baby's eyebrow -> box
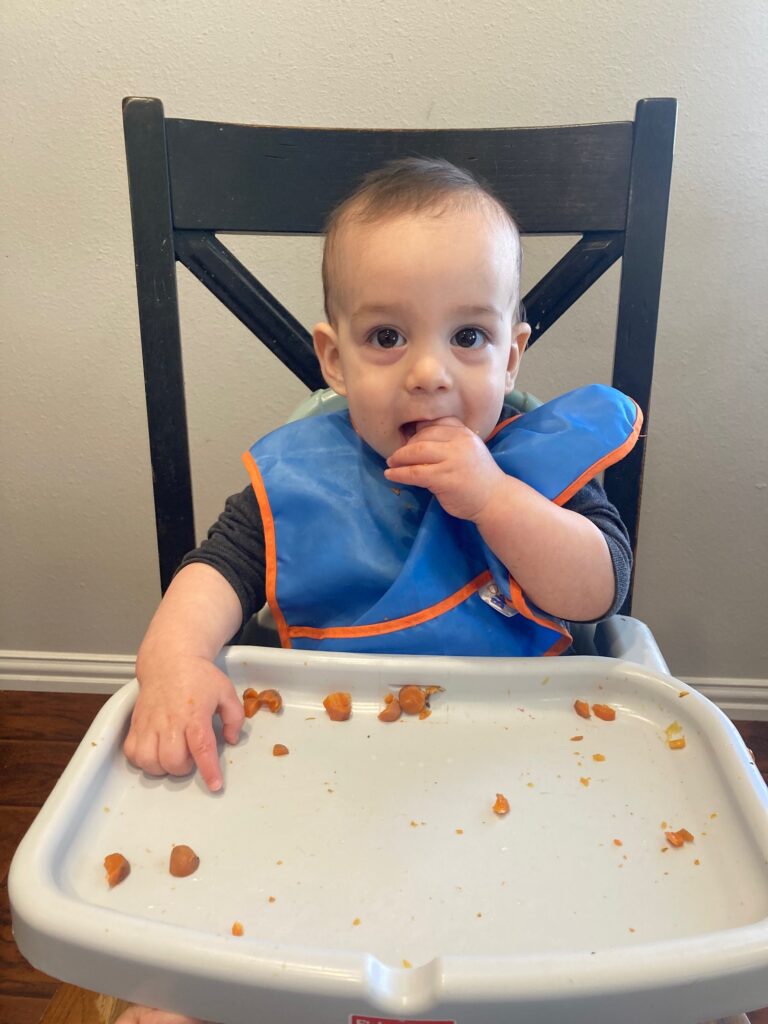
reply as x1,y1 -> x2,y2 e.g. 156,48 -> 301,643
350,302 -> 503,321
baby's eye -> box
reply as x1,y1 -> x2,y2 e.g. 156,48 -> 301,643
452,327 -> 488,349
368,327 -> 405,349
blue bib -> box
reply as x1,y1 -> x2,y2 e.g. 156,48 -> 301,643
243,384 -> 641,657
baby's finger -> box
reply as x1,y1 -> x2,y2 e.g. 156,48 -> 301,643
125,728 -> 164,776
387,440 -> 447,468
157,727 -> 195,776
218,685 -> 245,746
384,464 -> 435,488
185,718 -> 223,792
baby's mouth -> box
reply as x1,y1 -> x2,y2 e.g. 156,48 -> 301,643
399,420 -> 434,443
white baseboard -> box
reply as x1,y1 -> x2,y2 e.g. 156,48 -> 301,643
0,651 -> 135,694
681,677 -> 768,721
1,651 -> 767,720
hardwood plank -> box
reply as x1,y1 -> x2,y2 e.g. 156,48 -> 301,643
0,992 -> 52,1023
38,983 -> 131,1023
733,720 -> 768,784
0,692 -> 111,743
0,805 -> 38,885
0,911 -> 59,998
0,739 -> 81,807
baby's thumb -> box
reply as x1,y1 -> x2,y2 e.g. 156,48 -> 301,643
219,685 -> 245,745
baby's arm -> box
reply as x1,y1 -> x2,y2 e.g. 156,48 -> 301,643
123,563 -> 245,792
384,418 -> 615,622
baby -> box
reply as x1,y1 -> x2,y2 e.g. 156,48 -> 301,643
117,157 -> 637,1023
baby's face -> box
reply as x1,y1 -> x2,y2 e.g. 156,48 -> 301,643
313,206 -> 529,460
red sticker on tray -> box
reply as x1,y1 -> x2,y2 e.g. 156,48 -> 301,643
350,1017 -> 456,1024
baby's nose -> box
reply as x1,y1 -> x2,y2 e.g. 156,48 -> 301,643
405,348 -> 452,392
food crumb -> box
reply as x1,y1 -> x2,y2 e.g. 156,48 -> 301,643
272,743 -> 289,756
231,921 -> 244,937
419,708 -> 431,720
678,691 -> 690,697
668,737 -> 686,750
694,858 -> 701,865
276,859 -> 283,865
378,698 -> 402,722
710,812 -> 718,819
492,793 -> 510,816
592,703 -> 616,721
268,896 -> 276,903
353,917 -> 361,926
455,828 -> 464,835
592,753 -> 606,762
664,828 -> 694,847
570,735 -> 583,741
399,685 -> 427,715
574,699 -> 591,719
169,845 -> 199,877
613,839 -> 623,847
323,692 -> 352,721
104,853 -> 130,888
476,912 -> 482,918
402,959 -> 412,968
580,777 -> 591,787
629,927 -> 636,933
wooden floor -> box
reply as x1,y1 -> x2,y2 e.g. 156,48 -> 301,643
2,689 -> 767,1024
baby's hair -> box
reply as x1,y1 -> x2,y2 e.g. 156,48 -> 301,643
321,156 -> 524,324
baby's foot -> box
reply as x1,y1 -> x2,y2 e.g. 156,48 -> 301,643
113,1006 -> 206,1024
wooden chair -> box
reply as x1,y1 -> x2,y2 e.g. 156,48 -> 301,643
123,97 -> 676,615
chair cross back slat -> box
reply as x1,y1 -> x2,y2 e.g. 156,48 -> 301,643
123,97 -> 676,608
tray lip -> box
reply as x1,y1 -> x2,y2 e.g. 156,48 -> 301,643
9,648 -> 768,1010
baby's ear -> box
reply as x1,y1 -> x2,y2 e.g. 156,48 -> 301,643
505,322 -> 531,389
313,323 -> 347,396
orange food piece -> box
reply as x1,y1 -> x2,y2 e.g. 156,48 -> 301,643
592,753 -> 606,761
418,708 -> 431,720
492,793 -> 510,816
258,689 -> 283,713
570,735 -> 583,741
104,852 -> 130,888
592,703 -> 616,721
169,844 -> 200,877
424,685 -> 445,698
378,698 -> 402,722
399,685 -> 427,715
323,691 -> 352,721
272,743 -> 289,756
574,699 -> 591,719
664,828 -> 694,848
384,692 -> 394,705
242,687 -> 283,716
231,921 -> 244,936
668,737 -> 686,750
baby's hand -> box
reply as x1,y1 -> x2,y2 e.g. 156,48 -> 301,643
123,655 -> 244,792
114,1005 -> 206,1024
384,417 -> 504,521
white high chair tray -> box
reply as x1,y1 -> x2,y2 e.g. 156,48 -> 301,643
10,648 -> 768,1024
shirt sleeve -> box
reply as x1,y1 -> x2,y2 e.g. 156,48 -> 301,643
559,478 -> 632,623
177,485 -> 267,626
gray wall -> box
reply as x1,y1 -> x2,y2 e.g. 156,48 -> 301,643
1,0 -> 766,681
